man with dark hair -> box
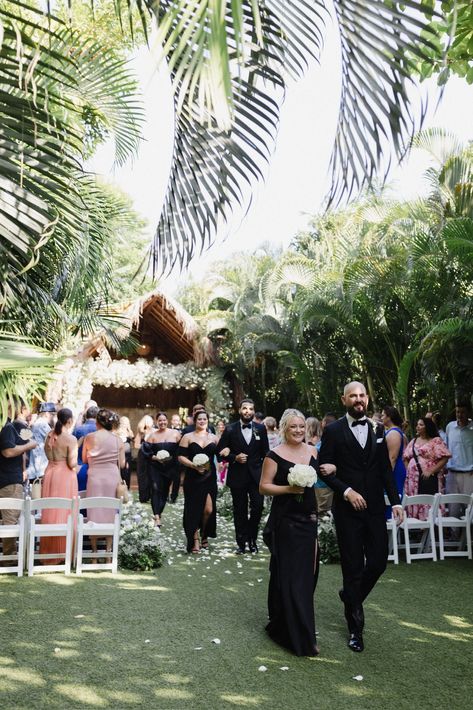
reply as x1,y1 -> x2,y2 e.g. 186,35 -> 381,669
253,412 -> 264,424
181,404 -> 215,435
218,398 -> 269,554
445,400 -> 473,518
0,403 -> 37,560
73,405 -> 99,491
319,382 -> 402,653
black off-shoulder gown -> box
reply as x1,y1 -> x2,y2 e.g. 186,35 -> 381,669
180,441 -> 218,552
263,451 -> 319,656
142,441 -> 179,516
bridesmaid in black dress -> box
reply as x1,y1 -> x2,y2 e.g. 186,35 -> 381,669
142,412 -> 181,526
178,410 -> 218,553
260,408 -> 335,657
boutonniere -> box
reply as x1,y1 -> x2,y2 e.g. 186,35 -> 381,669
254,430 -> 260,441
368,418 -> 379,436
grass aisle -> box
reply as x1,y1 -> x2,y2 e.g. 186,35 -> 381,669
1,497 -> 472,709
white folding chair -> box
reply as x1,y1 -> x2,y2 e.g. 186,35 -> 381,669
384,495 -> 399,564
0,498 -> 27,576
400,493 -> 440,563
435,493 -> 473,560
28,498 -> 75,575
75,497 -> 122,574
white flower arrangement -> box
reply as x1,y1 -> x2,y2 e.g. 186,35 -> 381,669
19,429 -> 33,441
119,500 -> 166,571
288,464 -> 317,501
155,449 -> 171,461
287,464 -> 318,489
60,355 -> 233,419
192,453 -> 210,468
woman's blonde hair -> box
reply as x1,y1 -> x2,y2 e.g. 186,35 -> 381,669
137,415 -> 154,435
306,417 -> 322,441
279,408 -> 305,443
263,416 -> 278,432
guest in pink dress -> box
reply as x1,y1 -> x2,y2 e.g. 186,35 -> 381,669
403,417 -> 451,520
83,409 -> 125,556
40,408 -> 78,564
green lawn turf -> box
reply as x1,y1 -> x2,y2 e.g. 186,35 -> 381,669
1,499 -> 472,710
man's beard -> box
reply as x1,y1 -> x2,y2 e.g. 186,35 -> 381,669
240,413 -> 254,423
346,405 -> 366,420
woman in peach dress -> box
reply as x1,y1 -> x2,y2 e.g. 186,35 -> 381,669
39,408 -> 78,564
83,409 -> 125,556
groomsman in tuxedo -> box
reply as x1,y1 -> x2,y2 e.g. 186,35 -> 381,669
218,399 -> 269,554
319,381 -> 403,652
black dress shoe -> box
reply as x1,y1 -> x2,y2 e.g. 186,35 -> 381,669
235,546 -> 246,555
348,633 -> 364,652
249,542 -> 259,554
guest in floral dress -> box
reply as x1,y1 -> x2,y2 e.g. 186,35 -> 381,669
403,417 -> 451,520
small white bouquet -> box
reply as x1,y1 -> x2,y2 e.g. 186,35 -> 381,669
19,428 -> 33,441
154,449 -> 171,462
193,453 -> 210,470
287,464 -> 318,502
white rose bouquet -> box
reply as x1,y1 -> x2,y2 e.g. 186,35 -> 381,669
193,453 -> 210,471
287,464 -> 318,502
154,449 -> 171,463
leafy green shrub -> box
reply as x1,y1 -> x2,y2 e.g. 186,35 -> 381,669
216,485 -> 234,519
318,513 -> 340,564
119,501 -> 166,571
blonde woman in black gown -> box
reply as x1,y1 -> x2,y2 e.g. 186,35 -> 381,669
178,410 -> 218,553
260,408 -> 335,656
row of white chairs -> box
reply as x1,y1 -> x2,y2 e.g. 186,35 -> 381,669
386,492 -> 473,564
0,496 -> 122,576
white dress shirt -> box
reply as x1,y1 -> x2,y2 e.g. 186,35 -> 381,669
346,413 -> 369,448
240,421 -> 252,445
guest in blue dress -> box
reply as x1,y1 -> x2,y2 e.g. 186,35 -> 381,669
381,406 -> 407,515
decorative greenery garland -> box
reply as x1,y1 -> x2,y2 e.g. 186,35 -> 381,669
61,353 -> 233,420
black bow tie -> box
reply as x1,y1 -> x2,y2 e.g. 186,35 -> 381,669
351,419 -> 367,427
242,423 -> 252,429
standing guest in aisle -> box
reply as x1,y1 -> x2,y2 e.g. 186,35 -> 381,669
445,401 -> 473,518
169,413 -> 183,502
39,408 -> 78,564
142,412 -> 181,526
117,416 -> 134,489
26,402 -> 56,485
218,399 -> 269,554
381,405 -> 408,502
263,416 -> 280,450
178,410 -> 218,553
0,403 -> 37,562
319,381 -> 403,653
73,405 -> 98,492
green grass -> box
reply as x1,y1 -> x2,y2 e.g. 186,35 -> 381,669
0,499 -> 472,709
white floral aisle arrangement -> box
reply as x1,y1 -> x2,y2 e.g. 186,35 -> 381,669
119,500 -> 166,571
318,513 -> 340,564
287,464 -> 318,501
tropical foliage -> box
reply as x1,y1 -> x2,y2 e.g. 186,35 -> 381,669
181,130 -> 473,424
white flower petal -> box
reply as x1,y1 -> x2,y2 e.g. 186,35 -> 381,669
211,638 -> 221,645
258,665 -> 268,672
353,675 -> 363,681
280,666 -> 289,671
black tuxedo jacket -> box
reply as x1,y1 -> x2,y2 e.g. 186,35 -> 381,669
318,416 -> 400,515
218,421 -> 269,489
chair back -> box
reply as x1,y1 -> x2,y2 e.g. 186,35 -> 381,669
403,494 -> 440,519
78,497 -> 122,513
0,498 -> 25,512
29,497 -> 75,514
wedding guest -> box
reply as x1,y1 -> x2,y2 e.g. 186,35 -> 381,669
39,409 -> 78,564
254,412 -> 264,424
178,411 -> 218,553
182,404 -> 215,434
307,417 -> 332,514
83,409 -> 125,558
263,416 -> 280,450
0,404 -> 37,561
134,414 -> 154,503
142,412 -> 181,526
170,414 -> 182,430
73,405 -> 98,491
445,401 -> 473,518
218,399 -> 269,554
403,417 -> 451,520
116,416 -> 134,488
319,381 -> 403,653
74,399 -> 98,428
426,411 -> 447,442
381,405 -> 408,501
260,409 -> 334,656
26,402 -> 56,483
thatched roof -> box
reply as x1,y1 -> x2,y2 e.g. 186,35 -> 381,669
79,288 -> 213,366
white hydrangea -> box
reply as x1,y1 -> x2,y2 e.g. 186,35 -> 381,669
193,453 -> 210,467
155,449 -> 171,461
287,464 -> 318,488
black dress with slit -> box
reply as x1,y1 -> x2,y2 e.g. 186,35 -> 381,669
180,441 -> 218,552
263,451 -> 319,656
142,441 -> 179,516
